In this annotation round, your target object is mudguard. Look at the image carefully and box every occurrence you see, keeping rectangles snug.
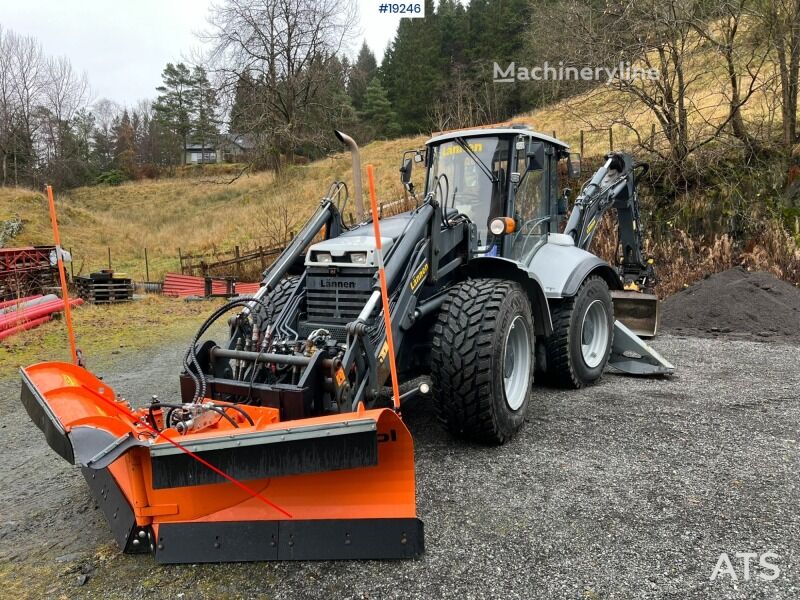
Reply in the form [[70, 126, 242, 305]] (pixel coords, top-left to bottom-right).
[[465, 255, 553, 335], [528, 242, 621, 299]]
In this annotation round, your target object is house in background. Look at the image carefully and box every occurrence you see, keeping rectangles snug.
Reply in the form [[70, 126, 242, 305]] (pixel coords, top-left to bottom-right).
[[184, 134, 256, 165], [184, 142, 219, 164]]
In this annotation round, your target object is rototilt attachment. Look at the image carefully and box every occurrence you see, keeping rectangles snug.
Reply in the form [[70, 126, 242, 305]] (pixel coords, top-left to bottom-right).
[[20, 362, 423, 563], [608, 320, 675, 376]]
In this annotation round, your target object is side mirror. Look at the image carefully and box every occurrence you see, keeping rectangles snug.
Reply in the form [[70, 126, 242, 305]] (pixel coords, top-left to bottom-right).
[[527, 142, 545, 170], [400, 157, 413, 185], [558, 188, 572, 215], [568, 153, 581, 178]]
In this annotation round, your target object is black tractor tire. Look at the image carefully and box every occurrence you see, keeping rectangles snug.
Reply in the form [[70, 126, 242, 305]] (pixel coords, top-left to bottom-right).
[[230, 275, 299, 337], [430, 278, 535, 444], [264, 275, 300, 319], [545, 276, 614, 389]]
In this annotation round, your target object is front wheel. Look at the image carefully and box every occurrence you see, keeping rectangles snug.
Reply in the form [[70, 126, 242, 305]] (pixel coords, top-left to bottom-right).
[[545, 276, 614, 388], [430, 279, 535, 444]]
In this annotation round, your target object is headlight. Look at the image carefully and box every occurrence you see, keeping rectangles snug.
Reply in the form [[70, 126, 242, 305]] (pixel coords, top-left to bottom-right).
[[315, 252, 332, 263], [489, 218, 506, 235], [489, 217, 516, 235], [349, 252, 367, 264]]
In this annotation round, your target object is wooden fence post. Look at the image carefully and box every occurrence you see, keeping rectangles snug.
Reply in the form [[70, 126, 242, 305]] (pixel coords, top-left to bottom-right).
[[178, 248, 183, 274], [580, 130, 584, 156], [144, 247, 150, 282], [107, 247, 112, 270], [259, 246, 266, 270], [234, 245, 241, 278], [609, 127, 614, 151]]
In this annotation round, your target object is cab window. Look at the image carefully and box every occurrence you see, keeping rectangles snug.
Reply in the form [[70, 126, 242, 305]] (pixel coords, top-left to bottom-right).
[[510, 151, 548, 261]]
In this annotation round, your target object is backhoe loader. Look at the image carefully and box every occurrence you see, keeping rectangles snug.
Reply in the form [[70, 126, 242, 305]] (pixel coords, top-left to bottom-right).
[[20, 125, 672, 563]]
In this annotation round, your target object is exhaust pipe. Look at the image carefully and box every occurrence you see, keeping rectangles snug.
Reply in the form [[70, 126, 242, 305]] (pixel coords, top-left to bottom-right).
[[334, 130, 364, 222]]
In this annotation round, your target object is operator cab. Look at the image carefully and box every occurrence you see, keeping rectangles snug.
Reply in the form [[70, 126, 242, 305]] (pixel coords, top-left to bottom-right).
[[422, 125, 577, 263]]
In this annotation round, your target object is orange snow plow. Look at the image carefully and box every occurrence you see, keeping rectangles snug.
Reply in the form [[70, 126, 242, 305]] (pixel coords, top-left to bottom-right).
[[20, 361, 422, 563]]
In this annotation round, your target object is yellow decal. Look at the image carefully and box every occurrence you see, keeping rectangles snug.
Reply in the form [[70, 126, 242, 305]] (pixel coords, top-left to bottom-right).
[[378, 341, 390, 364], [410, 262, 430, 292], [586, 218, 596, 234], [442, 142, 484, 157], [335, 367, 346, 387], [62, 374, 78, 387]]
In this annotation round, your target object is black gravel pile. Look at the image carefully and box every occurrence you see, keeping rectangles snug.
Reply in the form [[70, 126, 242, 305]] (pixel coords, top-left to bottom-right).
[[662, 266, 800, 341]]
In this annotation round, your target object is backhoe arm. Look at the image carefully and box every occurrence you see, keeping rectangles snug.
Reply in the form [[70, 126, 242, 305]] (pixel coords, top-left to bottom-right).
[[563, 152, 654, 290]]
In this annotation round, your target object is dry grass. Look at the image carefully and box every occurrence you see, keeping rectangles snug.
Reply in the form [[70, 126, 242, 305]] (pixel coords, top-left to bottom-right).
[[0, 136, 431, 281], [0, 295, 224, 379], [590, 211, 800, 296]]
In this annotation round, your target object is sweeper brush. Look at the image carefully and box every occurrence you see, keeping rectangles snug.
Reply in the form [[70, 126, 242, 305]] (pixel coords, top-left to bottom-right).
[[21, 128, 673, 564]]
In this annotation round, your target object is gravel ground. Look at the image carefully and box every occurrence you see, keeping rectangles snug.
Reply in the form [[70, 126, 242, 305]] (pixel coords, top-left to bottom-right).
[[1, 333, 798, 599]]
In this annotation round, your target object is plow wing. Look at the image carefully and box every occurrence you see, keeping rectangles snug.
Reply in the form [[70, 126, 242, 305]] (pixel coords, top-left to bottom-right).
[[20, 362, 423, 563]]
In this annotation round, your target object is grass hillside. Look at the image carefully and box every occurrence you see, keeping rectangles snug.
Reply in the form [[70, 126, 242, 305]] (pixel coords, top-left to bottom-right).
[[0, 136, 432, 281], [0, 40, 792, 283]]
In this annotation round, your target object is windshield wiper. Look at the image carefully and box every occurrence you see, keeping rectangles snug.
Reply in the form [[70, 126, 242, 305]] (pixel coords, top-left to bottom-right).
[[454, 137, 497, 183]]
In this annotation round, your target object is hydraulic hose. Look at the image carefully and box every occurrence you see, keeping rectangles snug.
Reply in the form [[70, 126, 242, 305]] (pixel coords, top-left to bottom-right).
[[184, 296, 273, 403]]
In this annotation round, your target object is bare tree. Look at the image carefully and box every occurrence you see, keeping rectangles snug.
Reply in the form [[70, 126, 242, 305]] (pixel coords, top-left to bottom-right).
[[201, 0, 358, 171], [551, 0, 767, 181], [0, 27, 15, 184], [755, 0, 800, 147], [41, 55, 90, 161], [688, 0, 770, 152], [10, 30, 45, 184], [429, 64, 504, 131]]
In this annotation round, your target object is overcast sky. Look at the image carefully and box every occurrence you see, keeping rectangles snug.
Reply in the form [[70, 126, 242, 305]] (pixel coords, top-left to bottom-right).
[[0, 0, 404, 107]]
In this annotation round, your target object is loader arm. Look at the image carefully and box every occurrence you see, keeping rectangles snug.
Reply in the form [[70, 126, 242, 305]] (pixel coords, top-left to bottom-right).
[[191, 195, 470, 416]]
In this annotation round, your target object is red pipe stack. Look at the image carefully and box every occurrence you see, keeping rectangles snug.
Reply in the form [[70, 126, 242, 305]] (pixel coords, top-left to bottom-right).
[[0, 294, 84, 341], [163, 273, 261, 297]]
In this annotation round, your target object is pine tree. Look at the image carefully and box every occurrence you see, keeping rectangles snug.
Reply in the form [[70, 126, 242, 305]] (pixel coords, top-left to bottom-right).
[[191, 66, 219, 163], [381, 0, 442, 133], [359, 77, 400, 140], [230, 73, 260, 134], [348, 42, 378, 111], [153, 63, 194, 165], [113, 109, 136, 177]]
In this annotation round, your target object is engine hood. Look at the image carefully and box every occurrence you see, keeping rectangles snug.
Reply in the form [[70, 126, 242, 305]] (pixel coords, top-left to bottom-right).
[[305, 213, 414, 267]]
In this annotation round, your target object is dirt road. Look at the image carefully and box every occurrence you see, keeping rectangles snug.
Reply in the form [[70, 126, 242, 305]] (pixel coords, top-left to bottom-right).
[[1, 333, 798, 599]]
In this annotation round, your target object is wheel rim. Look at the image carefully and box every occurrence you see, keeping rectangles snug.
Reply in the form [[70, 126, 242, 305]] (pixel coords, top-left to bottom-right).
[[503, 315, 531, 411], [580, 299, 609, 368]]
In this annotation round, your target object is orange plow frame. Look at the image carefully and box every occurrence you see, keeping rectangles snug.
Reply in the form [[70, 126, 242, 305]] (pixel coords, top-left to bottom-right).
[[20, 361, 423, 563]]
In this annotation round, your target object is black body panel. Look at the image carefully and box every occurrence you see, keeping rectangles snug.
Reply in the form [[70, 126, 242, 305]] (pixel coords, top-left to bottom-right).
[[155, 518, 424, 563]]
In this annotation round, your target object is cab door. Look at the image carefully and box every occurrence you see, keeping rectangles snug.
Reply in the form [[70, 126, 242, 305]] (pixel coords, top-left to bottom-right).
[[507, 139, 550, 263]]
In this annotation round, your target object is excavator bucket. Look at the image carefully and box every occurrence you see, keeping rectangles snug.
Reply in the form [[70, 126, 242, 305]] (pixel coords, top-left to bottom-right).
[[20, 361, 423, 563], [611, 290, 660, 338]]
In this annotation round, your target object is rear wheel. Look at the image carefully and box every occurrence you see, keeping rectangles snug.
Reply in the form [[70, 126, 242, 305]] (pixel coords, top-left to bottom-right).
[[545, 276, 614, 388], [431, 279, 535, 444]]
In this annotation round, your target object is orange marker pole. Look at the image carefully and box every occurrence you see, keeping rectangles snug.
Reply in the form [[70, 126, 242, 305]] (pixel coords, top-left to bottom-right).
[[366, 165, 401, 411], [46, 185, 79, 365]]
